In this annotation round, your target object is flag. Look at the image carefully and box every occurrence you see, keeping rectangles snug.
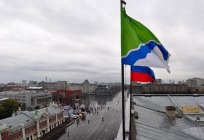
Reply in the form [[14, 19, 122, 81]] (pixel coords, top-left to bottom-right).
[[131, 66, 155, 83], [121, 7, 170, 71]]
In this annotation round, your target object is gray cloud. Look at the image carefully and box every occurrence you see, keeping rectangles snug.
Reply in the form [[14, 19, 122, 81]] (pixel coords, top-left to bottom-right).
[[0, 0, 203, 83]]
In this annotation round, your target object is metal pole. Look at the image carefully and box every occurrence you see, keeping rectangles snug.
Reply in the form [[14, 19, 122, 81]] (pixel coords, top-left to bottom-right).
[[121, 65, 125, 140], [129, 74, 132, 140], [121, 0, 126, 139]]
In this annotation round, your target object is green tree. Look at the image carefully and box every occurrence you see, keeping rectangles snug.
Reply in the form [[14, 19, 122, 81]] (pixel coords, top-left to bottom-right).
[[0, 105, 6, 119], [0, 99, 20, 119]]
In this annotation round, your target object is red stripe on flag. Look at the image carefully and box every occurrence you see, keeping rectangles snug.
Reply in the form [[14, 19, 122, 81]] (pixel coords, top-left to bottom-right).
[[131, 72, 154, 82]]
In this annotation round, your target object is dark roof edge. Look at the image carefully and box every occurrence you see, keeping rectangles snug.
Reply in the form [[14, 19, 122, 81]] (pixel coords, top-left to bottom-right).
[[133, 94, 204, 97]]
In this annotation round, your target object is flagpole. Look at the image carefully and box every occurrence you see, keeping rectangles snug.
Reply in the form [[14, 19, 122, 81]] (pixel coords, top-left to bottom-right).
[[121, 0, 126, 140], [121, 65, 125, 140], [129, 71, 132, 139]]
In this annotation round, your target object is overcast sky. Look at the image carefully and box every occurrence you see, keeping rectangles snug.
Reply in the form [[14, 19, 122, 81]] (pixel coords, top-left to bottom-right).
[[0, 0, 204, 83]]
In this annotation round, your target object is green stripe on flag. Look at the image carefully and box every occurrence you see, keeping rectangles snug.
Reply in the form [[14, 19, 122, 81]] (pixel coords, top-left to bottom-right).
[[121, 8, 161, 57]]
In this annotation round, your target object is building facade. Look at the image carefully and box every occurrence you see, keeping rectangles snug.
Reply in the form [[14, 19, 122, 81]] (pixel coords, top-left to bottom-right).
[[132, 82, 188, 94], [95, 85, 111, 96], [0, 122, 8, 140], [0, 90, 51, 109], [0, 107, 64, 140], [38, 81, 67, 91], [28, 81, 38, 87], [22, 80, 28, 88], [186, 78, 204, 87], [82, 80, 90, 94], [95, 84, 120, 96], [51, 90, 82, 105], [68, 83, 82, 91], [0, 83, 22, 92], [69, 80, 97, 95]]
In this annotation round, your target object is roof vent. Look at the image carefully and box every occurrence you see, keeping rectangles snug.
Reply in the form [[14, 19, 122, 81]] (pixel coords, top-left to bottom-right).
[[165, 106, 176, 119], [175, 110, 182, 118], [195, 116, 204, 126], [196, 116, 200, 121]]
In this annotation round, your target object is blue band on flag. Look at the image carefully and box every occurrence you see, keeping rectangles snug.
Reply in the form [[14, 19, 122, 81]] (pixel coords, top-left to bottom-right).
[[122, 40, 169, 65]]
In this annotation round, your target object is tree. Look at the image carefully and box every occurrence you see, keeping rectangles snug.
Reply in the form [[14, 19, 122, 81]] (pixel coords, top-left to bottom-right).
[[0, 99, 20, 119], [0, 105, 6, 119]]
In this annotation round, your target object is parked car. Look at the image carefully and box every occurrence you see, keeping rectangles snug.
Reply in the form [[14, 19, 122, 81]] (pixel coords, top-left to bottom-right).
[[71, 114, 79, 119]]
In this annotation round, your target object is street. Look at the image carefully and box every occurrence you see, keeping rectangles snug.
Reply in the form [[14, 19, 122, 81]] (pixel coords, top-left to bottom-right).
[[58, 92, 122, 140]]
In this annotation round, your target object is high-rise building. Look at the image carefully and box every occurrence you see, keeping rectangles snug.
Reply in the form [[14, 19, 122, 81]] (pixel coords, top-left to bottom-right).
[[22, 80, 27, 87], [28, 81, 38, 87]]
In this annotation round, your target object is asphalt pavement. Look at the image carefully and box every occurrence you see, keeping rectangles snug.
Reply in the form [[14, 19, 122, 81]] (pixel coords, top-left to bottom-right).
[[58, 92, 122, 140]]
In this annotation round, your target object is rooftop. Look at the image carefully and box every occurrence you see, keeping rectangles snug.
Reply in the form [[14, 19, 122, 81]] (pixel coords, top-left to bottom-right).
[[132, 94, 204, 140], [0, 97, 9, 102], [26, 87, 44, 90], [0, 107, 63, 133], [0, 90, 50, 96], [0, 122, 8, 132]]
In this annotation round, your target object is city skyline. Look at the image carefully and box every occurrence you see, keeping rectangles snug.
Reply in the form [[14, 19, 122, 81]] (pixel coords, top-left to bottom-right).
[[0, 0, 204, 83]]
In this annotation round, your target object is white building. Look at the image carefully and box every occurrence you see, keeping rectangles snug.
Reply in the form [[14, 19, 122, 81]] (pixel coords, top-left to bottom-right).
[[68, 83, 83, 91], [39, 81, 67, 91], [0, 90, 51, 109], [22, 80, 27, 87], [57, 81, 67, 90], [28, 81, 38, 87], [95, 84, 112, 96], [186, 78, 204, 87], [82, 79, 90, 94], [69, 80, 97, 95]]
